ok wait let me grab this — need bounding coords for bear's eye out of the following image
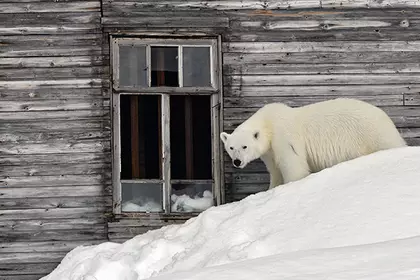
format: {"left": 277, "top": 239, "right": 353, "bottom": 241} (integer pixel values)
{"left": 242, "top": 146, "right": 247, "bottom": 149}
{"left": 229, "top": 147, "right": 234, "bottom": 150}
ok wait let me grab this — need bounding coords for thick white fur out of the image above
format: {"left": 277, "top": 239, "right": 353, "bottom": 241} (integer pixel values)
{"left": 220, "top": 98, "right": 407, "bottom": 189}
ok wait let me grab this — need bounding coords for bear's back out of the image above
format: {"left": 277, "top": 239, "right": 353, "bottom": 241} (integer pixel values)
{"left": 296, "top": 98, "right": 406, "bottom": 172}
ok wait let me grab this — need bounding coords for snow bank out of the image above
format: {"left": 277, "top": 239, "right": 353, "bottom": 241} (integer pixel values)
{"left": 41, "top": 147, "right": 420, "bottom": 280}
{"left": 151, "top": 235, "right": 420, "bottom": 280}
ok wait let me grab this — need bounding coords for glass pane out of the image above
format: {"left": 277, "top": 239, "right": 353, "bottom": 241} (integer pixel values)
{"left": 183, "top": 47, "right": 211, "bottom": 87}
{"left": 151, "top": 46, "right": 179, "bottom": 87}
{"left": 171, "top": 183, "right": 213, "bottom": 213}
{"left": 119, "top": 46, "right": 147, "bottom": 87}
{"left": 170, "top": 95, "right": 212, "bottom": 179}
{"left": 122, "top": 182, "right": 163, "bottom": 212}
{"left": 120, "top": 95, "right": 162, "bottom": 179}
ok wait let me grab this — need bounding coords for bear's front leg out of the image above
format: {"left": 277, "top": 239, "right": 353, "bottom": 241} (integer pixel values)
{"left": 261, "top": 153, "right": 283, "bottom": 189}
{"left": 274, "top": 143, "right": 310, "bottom": 184}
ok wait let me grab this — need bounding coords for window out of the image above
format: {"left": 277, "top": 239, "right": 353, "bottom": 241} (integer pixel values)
{"left": 111, "top": 37, "right": 222, "bottom": 215}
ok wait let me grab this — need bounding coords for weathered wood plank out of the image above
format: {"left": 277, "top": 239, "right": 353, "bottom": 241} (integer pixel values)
{"left": 1, "top": 174, "right": 111, "bottom": 188}
{"left": 0, "top": 208, "right": 110, "bottom": 221}
{"left": 0, "top": 56, "right": 107, "bottom": 68}
{"left": 0, "top": 130, "right": 110, "bottom": 144}
{"left": 224, "top": 41, "right": 420, "bottom": 53}
{"left": 0, "top": 2, "right": 100, "bottom": 13}
{"left": 322, "top": 0, "right": 420, "bottom": 9}
{"left": 225, "top": 173, "right": 270, "bottom": 184}
{"left": 0, "top": 186, "right": 110, "bottom": 199}
{"left": 0, "top": 110, "right": 110, "bottom": 121}
{"left": 0, "top": 140, "right": 110, "bottom": 155}
{"left": 0, "top": 240, "right": 104, "bottom": 254}
{"left": 0, "top": 25, "right": 101, "bottom": 35}
{"left": 0, "top": 79, "right": 105, "bottom": 90}
{"left": 2, "top": 160, "right": 110, "bottom": 179}
{"left": 0, "top": 252, "right": 68, "bottom": 264}
{"left": 0, "top": 262, "right": 58, "bottom": 276}
{"left": 0, "top": 275, "right": 48, "bottom": 280}
{"left": 223, "top": 51, "right": 420, "bottom": 64}
{"left": 225, "top": 74, "right": 420, "bottom": 86}
{"left": 0, "top": 162, "right": 111, "bottom": 177}
{"left": 0, "top": 99, "right": 107, "bottom": 112}
{"left": 0, "top": 87, "right": 109, "bottom": 100}
{"left": 0, "top": 12, "right": 100, "bottom": 26}
{"left": 231, "top": 9, "right": 420, "bottom": 20}
{"left": 225, "top": 29, "right": 420, "bottom": 42}
{"left": 1, "top": 229, "right": 108, "bottom": 243}
{"left": 107, "top": 227, "right": 158, "bottom": 240}
{"left": 404, "top": 93, "right": 420, "bottom": 105}
{"left": 229, "top": 19, "right": 420, "bottom": 31}
{"left": 103, "top": 0, "right": 420, "bottom": 11}
{"left": 224, "top": 63, "right": 420, "bottom": 75}
{"left": 102, "top": 16, "right": 229, "bottom": 28}
{"left": 0, "top": 152, "right": 110, "bottom": 166}
{"left": 0, "top": 67, "right": 108, "bottom": 81}
{"left": 224, "top": 85, "right": 420, "bottom": 97}
{"left": 108, "top": 219, "right": 186, "bottom": 228}
{"left": 224, "top": 95, "right": 403, "bottom": 107}
{"left": 103, "top": 6, "right": 419, "bottom": 19}
{"left": 0, "top": 218, "right": 107, "bottom": 232}
{"left": 0, "top": 196, "right": 111, "bottom": 210}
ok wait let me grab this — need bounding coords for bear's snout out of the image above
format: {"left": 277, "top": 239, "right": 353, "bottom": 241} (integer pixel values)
{"left": 233, "top": 159, "right": 242, "bottom": 168}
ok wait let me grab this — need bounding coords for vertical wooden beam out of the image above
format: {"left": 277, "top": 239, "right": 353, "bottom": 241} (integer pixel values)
{"left": 157, "top": 96, "right": 162, "bottom": 179}
{"left": 185, "top": 96, "right": 194, "bottom": 179}
{"left": 130, "top": 95, "right": 140, "bottom": 178}
{"left": 213, "top": 36, "right": 224, "bottom": 205}
{"left": 138, "top": 97, "right": 146, "bottom": 178}
{"left": 162, "top": 94, "right": 171, "bottom": 213}
{"left": 112, "top": 92, "right": 122, "bottom": 214}
{"left": 112, "top": 36, "right": 122, "bottom": 214}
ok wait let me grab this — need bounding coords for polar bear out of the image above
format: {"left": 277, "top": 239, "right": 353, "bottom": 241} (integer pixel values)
{"left": 220, "top": 98, "right": 406, "bottom": 189}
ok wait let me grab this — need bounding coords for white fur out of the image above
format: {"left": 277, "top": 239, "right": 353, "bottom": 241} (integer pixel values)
{"left": 220, "top": 98, "right": 407, "bottom": 189}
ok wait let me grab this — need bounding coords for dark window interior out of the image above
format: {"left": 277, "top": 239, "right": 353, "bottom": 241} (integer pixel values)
{"left": 151, "top": 46, "right": 179, "bottom": 87}
{"left": 170, "top": 95, "right": 212, "bottom": 180}
{"left": 120, "top": 95, "right": 162, "bottom": 179}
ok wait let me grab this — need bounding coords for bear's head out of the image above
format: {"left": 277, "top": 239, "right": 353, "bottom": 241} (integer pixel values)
{"left": 220, "top": 128, "right": 268, "bottom": 169}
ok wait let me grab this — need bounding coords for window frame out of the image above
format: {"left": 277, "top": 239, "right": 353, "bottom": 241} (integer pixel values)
{"left": 111, "top": 35, "right": 223, "bottom": 216}
{"left": 112, "top": 37, "right": 219, "bottom": 93}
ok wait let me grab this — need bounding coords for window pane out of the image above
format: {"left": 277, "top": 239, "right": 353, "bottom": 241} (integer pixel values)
{"left": 183, "top": 47, "right": 211, "bottom": 87}
{"left": 119, "top": 46, "right": 147, "bottom": 87}
{"left": 170, "top": 95, "right": 212, "bottom": 179}
{"left": 151, "top": 46, "right": 179, "bottom": 87}
{"left": 171, "top": 183, "right": 213, "bottom": 213}
{"left": 122, "top": 182, "right": 163, "bottom": 212}
{"left": 120, "top": 95, "right": 162, "bottom": 179}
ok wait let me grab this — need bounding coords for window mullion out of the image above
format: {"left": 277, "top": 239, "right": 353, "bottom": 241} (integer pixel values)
{"left": 179, "top": 46, "right": 183, "bottom": 87}
{"left": 161, "top": 94, "right": 171, "bottom": 213}
{"left": 146, "top": 44, "right": 151, "bottom": 87}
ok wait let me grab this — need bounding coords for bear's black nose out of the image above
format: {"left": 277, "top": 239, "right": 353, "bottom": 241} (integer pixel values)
{"left": 233, "top": 159, "right": 242, "bottom": 167}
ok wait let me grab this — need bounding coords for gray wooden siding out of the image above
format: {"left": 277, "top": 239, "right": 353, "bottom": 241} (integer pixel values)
{"left": 0, "top": 1, "right": 110, "bottom": 280}
{"left": 2, "top": 0, "right": 420, "bottom": 278}
{"left": 102, "top": 3, "right": 420, "bottom": 206}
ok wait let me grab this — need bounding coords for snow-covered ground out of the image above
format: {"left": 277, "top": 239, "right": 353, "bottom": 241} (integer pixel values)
{"left": 41, "top": 146, "right": 420, "bottom": 280}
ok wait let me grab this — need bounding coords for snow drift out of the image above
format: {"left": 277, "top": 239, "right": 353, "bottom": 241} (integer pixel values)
{"left": 41, "top": 147, "right": 420, "bottom": 280}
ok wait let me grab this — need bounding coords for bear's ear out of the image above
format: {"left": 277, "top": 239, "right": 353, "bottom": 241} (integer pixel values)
{"left": 220, "top": 132, "right": 230, "bottom": 144}
{"left": 254, "top": 132, "right": 259, "bottom": 140}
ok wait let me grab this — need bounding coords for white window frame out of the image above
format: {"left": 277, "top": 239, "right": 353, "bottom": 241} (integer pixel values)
{"left": 111, "top": 36, "right": 223, "bottom": 215}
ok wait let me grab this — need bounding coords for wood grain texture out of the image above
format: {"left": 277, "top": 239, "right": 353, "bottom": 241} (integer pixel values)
{"left": 3, "top": 3, "right": 420, "bottom": 279}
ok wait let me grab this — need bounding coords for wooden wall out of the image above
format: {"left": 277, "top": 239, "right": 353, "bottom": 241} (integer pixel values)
{"left": 102, "top": 0, "right": 420, "bottom": 202}
{"left": 2, "top": 0, "right": 420, "bottom": 278}
{"left": 0, "top": 1, "right": 111, "bottom": 279}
